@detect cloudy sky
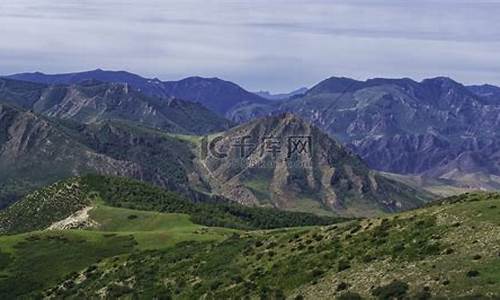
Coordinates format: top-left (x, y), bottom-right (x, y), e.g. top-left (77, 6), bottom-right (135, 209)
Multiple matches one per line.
top-left (1, 0), bottom-right (499, 92)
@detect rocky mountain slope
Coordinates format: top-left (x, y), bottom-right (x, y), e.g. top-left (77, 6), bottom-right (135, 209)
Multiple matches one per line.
top-left (199, 113), bottom-right (432, 216)
top-left (0, 101), bottom-right (430, 216)
top-left (5, 69), bottom-right (270, 117)
top-left (0, 78), bottom-right (232, 135)
top-left (0, 103), bottom-right (214, 207)
top-left (0, 102), bottom-right (139, 208)
top-left (230, 76), bottom-right (500, 190)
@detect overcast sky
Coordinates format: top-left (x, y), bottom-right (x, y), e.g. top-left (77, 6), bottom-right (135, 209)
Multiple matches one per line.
top-left (1, 0), bottom-right (499, 92)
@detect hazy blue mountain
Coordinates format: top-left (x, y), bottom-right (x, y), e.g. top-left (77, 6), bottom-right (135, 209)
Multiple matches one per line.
top-left (0, 78), bottom-right (232, 135)
top-left (468, 84), bottom-right (500, 104)
top-left (254, 87), bottom-right (308, 100)
top-left (160, 76), bottom-right (269, 115)
top-left (5, 70), bottom-right (270, 117)
top-left (5, 69), bottom-right (172, 98)
top-left (5, 71), bottom-right (500, 191)
top-left (229, 76), bottom-right (500, 189)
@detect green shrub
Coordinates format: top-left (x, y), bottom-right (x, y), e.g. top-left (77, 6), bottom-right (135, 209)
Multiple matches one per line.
top-left (337, 292), bottom-right (362, 300)
top-left (372, 280), bottom-right (409, 299)
top-left (337, 259), bottom-right (351, 272)
top-left (466, 270), bottom-right (480, 278)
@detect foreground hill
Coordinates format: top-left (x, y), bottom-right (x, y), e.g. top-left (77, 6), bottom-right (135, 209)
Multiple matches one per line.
top-left (200, 113), bottom-right (432, 216)
top-left (0, 184), bottom-right (499, 298)
top-left (0, 78), bottom-right (232, 135)
top-left (0, 175), bottom-right (343, 234)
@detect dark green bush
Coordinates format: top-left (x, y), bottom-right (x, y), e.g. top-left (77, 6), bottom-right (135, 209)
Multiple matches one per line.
top-left (337, 259), bottom-right (351, 272)
top-left (337, 292), bottom-right (362, 300)
top-left (372, 280), bottom-right (409, 299)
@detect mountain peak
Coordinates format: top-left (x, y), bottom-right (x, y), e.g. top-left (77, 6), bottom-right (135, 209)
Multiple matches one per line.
top-left (162, 76), bottom-right (268, 115)
top-left (421, 76), bottom-right (464, 88)
top-left (201, 112), bottom-right (429, 215)
top-left (175, 76), bottom-right (235, 87)
top-left (307, 75), bottom-right (474, 97)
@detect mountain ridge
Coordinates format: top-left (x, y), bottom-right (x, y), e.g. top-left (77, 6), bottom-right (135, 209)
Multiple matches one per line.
top-left (0, 77), bottom-right (233, 135)
top-left (5, 69), bottom-right (270, 117)
top-left (228, 75), bottom-right (500, 191)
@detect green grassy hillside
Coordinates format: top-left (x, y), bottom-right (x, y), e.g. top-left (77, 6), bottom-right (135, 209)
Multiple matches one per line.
top-left (0, 175), bottom-right (341, 298)
top-left (0, 209), bottom-right (233, 299)
top-left (1, 177), bottom-right (499, 299)
top-left (88, 205), bottom-right (234, 250)
top-left (39, 192), bottom-right (500, 299)
top-left (0, 175), bottom-right (344, 234)
top-left (90, 206), bottom-right (196, 232)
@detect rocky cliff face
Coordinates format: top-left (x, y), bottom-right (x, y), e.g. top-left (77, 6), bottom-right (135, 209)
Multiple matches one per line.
top-left (199, 113), bottom-right (431, 216)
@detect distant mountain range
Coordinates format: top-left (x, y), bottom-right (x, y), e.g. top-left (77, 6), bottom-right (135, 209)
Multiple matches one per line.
top-left (254, 87), bottom-right (308, 100)
top-left (6, 69), bottom-right (269, 117)
top-left (0, 77), bottom-right (232, 135)
top-left (2, 69), bottom-right (500, 211)
top-left (230, 76), bottom-right (500, 190)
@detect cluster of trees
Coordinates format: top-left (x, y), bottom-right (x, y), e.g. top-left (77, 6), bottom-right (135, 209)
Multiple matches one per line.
top-left (83, 175), bottom-right (345, 230)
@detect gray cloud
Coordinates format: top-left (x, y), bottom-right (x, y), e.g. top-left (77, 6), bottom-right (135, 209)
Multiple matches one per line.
top-left (1, 0), bottom-right (499, 92)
